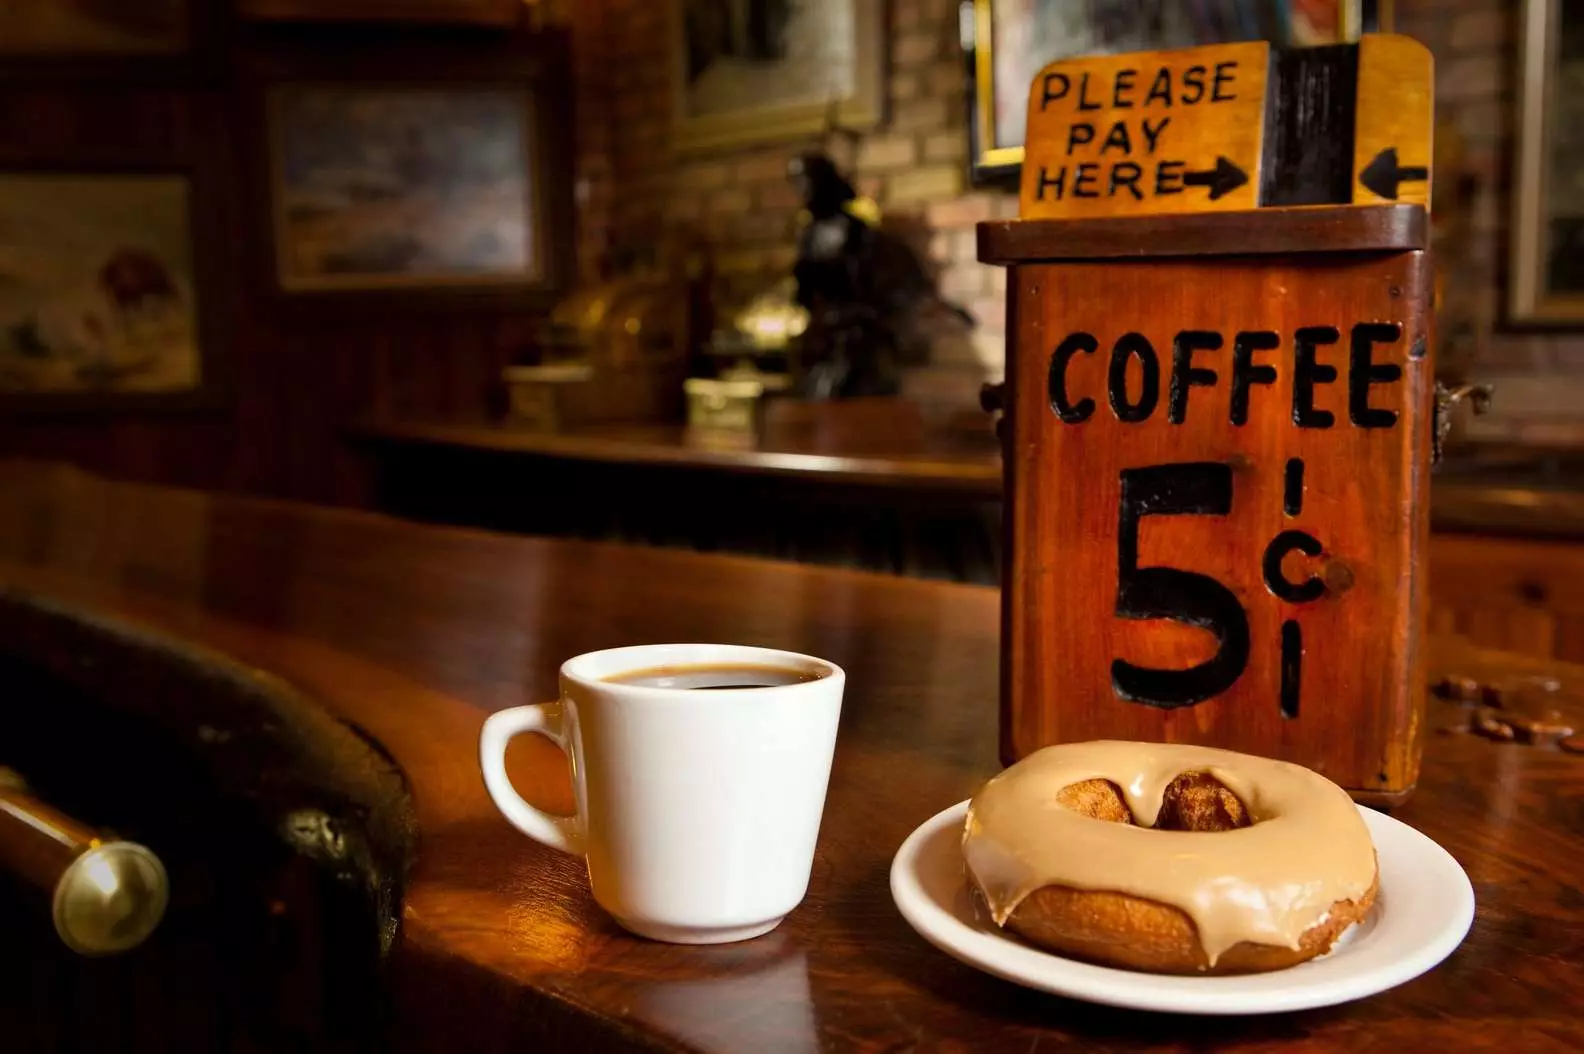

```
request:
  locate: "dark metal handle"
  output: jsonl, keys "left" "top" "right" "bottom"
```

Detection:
{"left": 0, "top": 768, "right": 168, "bottom": 955}
{"left": 980, "top": 382, "right": 1008, "bottom": 444}
{"left": 1433, "top": 381, "right": 1495, "bottom": 467}
{"left": 979, "top": 381, "right": 1005, "bottom": 415}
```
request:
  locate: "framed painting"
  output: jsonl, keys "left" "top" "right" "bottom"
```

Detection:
{"left": 967, "top": 0, "right": 1393, "bottom": 183}
{"left": 0, "top": 0, "right": 188, "bottom": 56}
{"left": 1511, "top": 0, "right": 1584, "bottom": 324}
{"left": 268, "top": 84, "right": 550, "bottom": 294}
{"left": 0, "top": 172, "right": 215, "bottom": 410}
{"left": 1288, "top": 0, "right": 1393, "bottom": 46}
{"left": 672, "top": 0, "right": 883, "bottom": 153}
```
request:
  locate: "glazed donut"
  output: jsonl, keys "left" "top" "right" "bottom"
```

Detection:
{"left": 962, "top": 741, "right": 1378, "bottom": 975}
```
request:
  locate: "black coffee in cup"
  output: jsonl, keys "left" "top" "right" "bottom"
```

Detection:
{"left": 604, "top": 663, "right": 823, "bottom": 690}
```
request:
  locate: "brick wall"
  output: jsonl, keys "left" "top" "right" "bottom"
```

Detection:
{"left": 560, "top": 0, "right": 1008, "bottom": 411}
{"left": 1395, "top": 0, "right": 1584, "bottom": 445}
{"left": 563, "top": 0, "right": 1584, "bottom": 440}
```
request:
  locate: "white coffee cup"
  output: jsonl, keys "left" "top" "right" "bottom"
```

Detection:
{"left": 479, "top": 643, "right": 845, "bottom": 944}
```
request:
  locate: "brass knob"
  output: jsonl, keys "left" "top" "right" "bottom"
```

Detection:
{"left": 0, "top": 771, "right": 169, "bottom": 956}
{"left": 53, "top": 841, "right": 169, "bottom": 956}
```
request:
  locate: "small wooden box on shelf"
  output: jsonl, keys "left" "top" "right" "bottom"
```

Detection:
{"left": 502, "top": 263, "right": 699, "bottom": 431}
{"left": 981, "top": 36, "right": 1435, "bottom": 803}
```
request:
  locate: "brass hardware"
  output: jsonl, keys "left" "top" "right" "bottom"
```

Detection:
{"left": 1432, "top": 381, "right": 1494, "bottom": 467}
{"left": 730, "top": 278, "right": 810, "bottom": 353}
{"left": 684, "top": 377, "right": 766, "bottom": 432}
{"left": 0, "top": 768, "right": 168, "bottom": 956}
{"left": 54, "top": 843, "right": 169, "bottom": 956}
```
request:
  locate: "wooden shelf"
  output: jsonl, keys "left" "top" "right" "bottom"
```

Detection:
{"left": 349, "top": 415, "right": 1005, "bottom": 495}
{"left": 353, "top": 419, "right": 1584, "bottom": 536}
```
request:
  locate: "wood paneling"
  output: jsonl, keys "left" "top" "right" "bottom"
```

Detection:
{"left": 236, "top": 0, "right": 525, "bottom": 27}
{"left": 1429, "top": 532, "right": 1584, "bottom": 664}
{"left": 0, "top": 24, "right": 570, "bottom": 505}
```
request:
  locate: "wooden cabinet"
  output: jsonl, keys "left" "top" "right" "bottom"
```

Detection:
{"left": 1429, "top": 533, "right": 1584, "bottom": 662}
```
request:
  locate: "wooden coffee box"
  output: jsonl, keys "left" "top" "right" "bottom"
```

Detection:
{"left": 981, "top": 36, "right": 1435, "bottom": 802}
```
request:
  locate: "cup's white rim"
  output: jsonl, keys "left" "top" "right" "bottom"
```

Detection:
{"left": 561, "top": 643, "right": 843, "bottom": 698}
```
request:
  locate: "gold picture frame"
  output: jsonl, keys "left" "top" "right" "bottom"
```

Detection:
{"left": 1510, "top": 0, "right": 1584, "bottom": 324}
{"left": 671, "top": 0, "right": 883, "bottom": 154}
{"left": 967, "top": 0, "right": 1393, "bottom": 182}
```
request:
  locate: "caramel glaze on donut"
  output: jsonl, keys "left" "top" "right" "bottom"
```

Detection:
{"left": 962, "top": 741, "right": 1379, "bottom": 975}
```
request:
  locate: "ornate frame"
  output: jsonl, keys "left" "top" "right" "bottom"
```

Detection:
{"left": 246, "top": 33, "right": 573, "bottom": 309}
{"left": 671, "top": 0, "right": 884, "bottom": 154}
{"left": 0, "top": 162, "right": 224, "bottom": 413}
{"left": 1510, "top": 0, "right": 1584, "bottom": 324}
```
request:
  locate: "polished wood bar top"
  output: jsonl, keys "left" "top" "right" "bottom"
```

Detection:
{"left": 0, "top": 462, "right": 1581, "bottom": 1050}
{"left": 354, "top": 415, "right": 1584, "bottom": 539}
{"left": 349, "top": 413, "right": 1006, "bottom": 494}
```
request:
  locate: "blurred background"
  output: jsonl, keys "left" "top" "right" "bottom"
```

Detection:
{"left": 0, "top": 0, "right": 1578, "bottom": 650}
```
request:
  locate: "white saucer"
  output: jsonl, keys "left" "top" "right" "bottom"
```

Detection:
{"left": 890, "top": 800, "right": 1474, "bottom": 1015}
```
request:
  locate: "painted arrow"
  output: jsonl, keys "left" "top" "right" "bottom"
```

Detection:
{"left": 1182, "top": 156, "right": 1249, "bottom": 201}
{"left": 1359, "top": 147, "right": 1429, "bottom": 200}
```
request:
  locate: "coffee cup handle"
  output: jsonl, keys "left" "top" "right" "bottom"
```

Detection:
{"left": 479, "top": 702, "right": 586, "bottom": 856}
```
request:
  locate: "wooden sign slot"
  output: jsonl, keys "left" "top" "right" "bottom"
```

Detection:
{"left": 1259, "top": 44, "right": 1359, "bottom": 207}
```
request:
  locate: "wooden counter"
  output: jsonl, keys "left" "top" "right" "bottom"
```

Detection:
{"left": 351, "top": 416, "right": 1584, "bottom": 536}
{"left": 349, "top": 420, "right": 1584, "bottom": 656}
{"left": 350, "top": 414, "right": 1005, "bottom": 494}
{"left": 347, "top": 412, "right": 1007, "bottom": 583}
{"left": 1, "top": 463, "right": 1582, "bottom": 1051}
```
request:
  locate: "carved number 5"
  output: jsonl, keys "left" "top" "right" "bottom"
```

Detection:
{"left": 1113, "top": 463, "right": 1251, "bottom": 709}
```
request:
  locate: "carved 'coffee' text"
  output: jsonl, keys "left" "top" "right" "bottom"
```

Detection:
{"left": 1047, "top": 324, "right": 1404, "bottom": 428}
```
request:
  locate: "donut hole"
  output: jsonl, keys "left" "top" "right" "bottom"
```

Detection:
{"left": 1053, "top": 778, "right": 1135, "bottom": 824}
{"left": 1155, "top": 771, "right": 1251, "bottom": 832}
{"left": 1056, "top": 772, "right": 1251, "bottom": 832}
